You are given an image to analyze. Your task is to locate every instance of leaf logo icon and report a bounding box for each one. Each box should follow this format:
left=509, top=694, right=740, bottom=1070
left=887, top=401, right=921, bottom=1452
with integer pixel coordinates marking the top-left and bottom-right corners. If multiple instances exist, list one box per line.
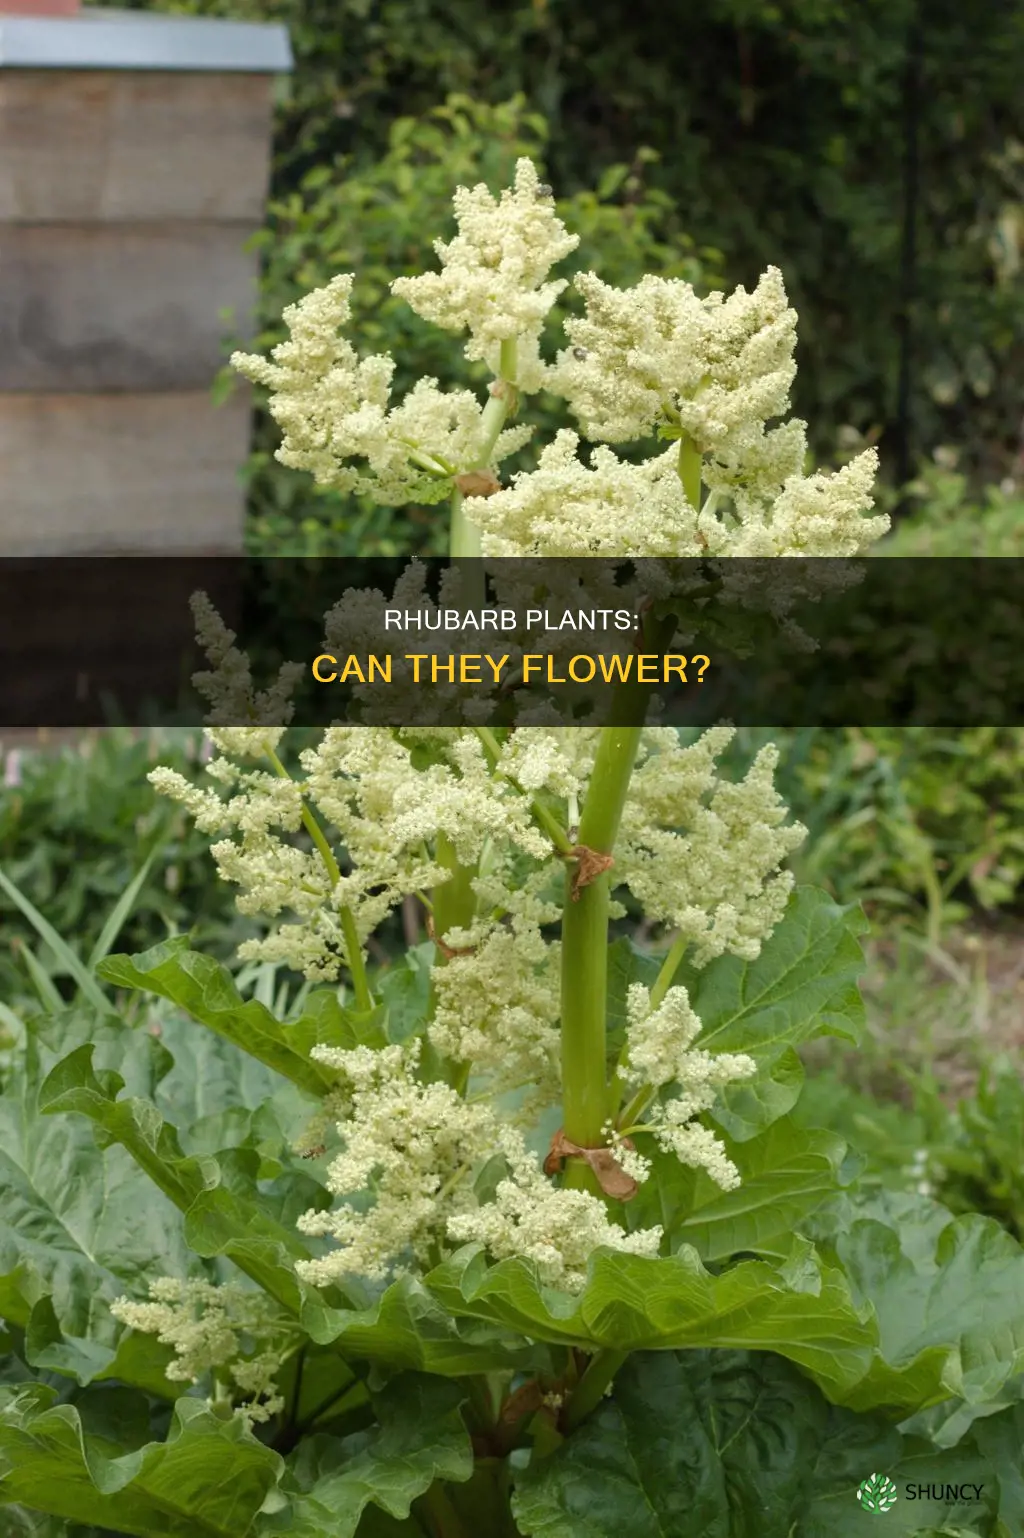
left=856, top=1473, right=899, bottom=1514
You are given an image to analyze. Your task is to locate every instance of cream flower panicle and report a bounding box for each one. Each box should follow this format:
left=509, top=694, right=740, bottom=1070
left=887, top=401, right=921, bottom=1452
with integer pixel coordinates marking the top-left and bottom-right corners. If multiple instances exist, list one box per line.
left=231, top=275, right=532, bottom=498
left=468, top=430, right=700, bottom=557
left=549, top=266, right=797, bottom=450
left=296, top=1041, right=496, bottom=1284
left=621, top=982, right=755, bottom=1191
left=188, top=592, right=301, bottom=740
left=110, top=1278, right=291, bottom=1424
left=427, top=921, right=561, bottom=1105
left=391, top=158, right=580, bottom=390
left=617, top=728, right=806, bottom=964
left=447, top=1129, right=662, bottom=1294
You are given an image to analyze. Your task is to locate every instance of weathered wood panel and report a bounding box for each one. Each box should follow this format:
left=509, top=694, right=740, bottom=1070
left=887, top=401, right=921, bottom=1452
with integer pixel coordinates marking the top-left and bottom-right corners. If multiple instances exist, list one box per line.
left=0, top=389, right=251, bottom=554
left=0, top=70, right=275, bottom=223
left=0, top=223, right=258, bottom=390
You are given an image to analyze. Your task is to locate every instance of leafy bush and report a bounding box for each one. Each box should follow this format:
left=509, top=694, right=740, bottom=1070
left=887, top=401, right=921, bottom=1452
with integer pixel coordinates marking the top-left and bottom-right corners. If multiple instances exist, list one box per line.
left=730, top=726, right=1024, bottom=940
left=0, top=733, right=241, bottom=1007
left=798, top=1056, right=1024, bottom=1247
left=879, top=463, right=1024, bottom=556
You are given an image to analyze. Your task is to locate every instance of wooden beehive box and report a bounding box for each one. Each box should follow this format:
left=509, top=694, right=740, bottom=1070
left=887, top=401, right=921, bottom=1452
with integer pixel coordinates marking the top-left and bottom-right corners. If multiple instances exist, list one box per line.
left=0, top=8, right=291, bottom=553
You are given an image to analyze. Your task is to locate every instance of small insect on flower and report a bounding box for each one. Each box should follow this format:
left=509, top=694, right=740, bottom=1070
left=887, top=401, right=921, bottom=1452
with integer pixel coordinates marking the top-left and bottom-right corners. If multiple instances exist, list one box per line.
left=535, top=182, right=554, bottom=198
left=572, top=346, right=589, bottom=360
left=301, top=1145, right=327, bottom=1160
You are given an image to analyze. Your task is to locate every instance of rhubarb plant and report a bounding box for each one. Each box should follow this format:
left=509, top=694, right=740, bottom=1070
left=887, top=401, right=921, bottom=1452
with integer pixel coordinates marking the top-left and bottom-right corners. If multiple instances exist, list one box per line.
left=3, top=160, right=1024, bottom=1538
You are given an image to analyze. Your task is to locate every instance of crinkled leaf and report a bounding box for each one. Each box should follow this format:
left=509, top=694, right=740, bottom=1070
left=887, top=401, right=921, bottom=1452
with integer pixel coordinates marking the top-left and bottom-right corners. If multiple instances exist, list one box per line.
left=629, top=1117, right=850, bottom=1261
left=374, top=945, right=433, bottom=1044
left=23, top=1295, right=178, bottom=1399
left=681, top=886, right=868, bottom=1067
left=300, top=1273, right=552, bottom=1379
left=97, top=940, right=338, bottom=1097
left=38, top=1044, right=312, bottom=1315
left=0, top=1014, right=188, bottom=1393
left=149, top=1008, right=284, bottom=1128
left=973, top=1401, right=1024, bottom=1535
left=711, top=1043, right=805, bottom=1140
left=831, top=1209, right=1024, bottom=1415
left=427, top=1244, right=875, bottom=1401
left=605, top=937, right=661, bottom=1068
left=0, top=1386, right=281, bottom=1538
left=256, top=1374, right=471, bottom=1537
left=513, top=1350, right=1007, bottom=1538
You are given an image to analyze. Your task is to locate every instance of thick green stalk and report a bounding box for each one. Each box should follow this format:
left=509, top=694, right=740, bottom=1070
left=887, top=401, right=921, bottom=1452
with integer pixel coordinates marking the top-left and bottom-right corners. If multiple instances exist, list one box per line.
left=563, top=1349, right=628, bottom=1432
left=560, top=728, right=643, bottom=1187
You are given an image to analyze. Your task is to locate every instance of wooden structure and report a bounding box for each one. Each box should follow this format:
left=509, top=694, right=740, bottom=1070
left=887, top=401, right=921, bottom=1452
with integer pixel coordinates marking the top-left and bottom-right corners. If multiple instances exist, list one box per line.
left=0, top=9, right=291, bottom=553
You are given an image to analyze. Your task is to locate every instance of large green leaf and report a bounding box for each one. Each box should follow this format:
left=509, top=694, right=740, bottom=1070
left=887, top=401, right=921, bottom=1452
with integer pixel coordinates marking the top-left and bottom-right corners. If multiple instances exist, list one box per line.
left=513, top=1350, right=1007, bottom=1538
left=685, top=887, right=868, bottom=1052
left=0, top=1386, right=282, bottom=1538
left=830, top=1209, right=1024, bottom=1415
left=677, top=888, right=868, bottom=1141
left=38, top=1043, right=312, bottom=1316
left=0, top=1013, right=189, bottom=1394
left=629, top=1117, right=850, bottom=1261
left=256, top=1374, right=472, bottom=1537
left=426, top=1244, right=876, bottom=1401
left=299, top=1275, right=552, bottom=1379
left=97, top=940, right=342, bottom=1098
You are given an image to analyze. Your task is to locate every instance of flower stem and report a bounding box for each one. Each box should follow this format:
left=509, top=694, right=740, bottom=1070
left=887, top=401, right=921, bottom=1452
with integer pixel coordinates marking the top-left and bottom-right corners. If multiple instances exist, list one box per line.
left=563, top=1349, right=627, bottom=1432
left=420, top=1483, right=471, bottom=1538
left=650, top=929, right=689, bottom=1009
left=560, top=728, right=642, bottom=1191
left=449, top=338, right=519, bottom=559
left=432, top=831, right=477, bottom=944
left=678, top=432, right=703, bottom=512
left=474, top=726, right=574, bottom=855
left=264, top=744, right=373, bottom=1011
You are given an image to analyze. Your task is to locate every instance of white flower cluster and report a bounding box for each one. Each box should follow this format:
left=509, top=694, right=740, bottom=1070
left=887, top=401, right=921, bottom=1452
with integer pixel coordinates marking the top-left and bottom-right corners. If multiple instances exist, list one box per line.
left=468, top=430, right=699, bottom=557
left=617, top=727, right=805, bottom=964
left=428, top=922, right=561, bottom=1106
left=231, top=275, right=532, bottom=498
left=296, top=1041, right=495, bottom=1284
left=551, top=266, right=797, bottom=453
left=392, top=157, right=579, bottom=393
left=618, top=983, right=756, bottom=1191
left=232, top=156, right=886, bottom=556
left=151, top=727, right=563, bottom=982
left=111, top=1278, right=290, bottom=1423
left=447, top=1129, right=662, bottom=1294
left=296, top=1043, right=654, bottom=1292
